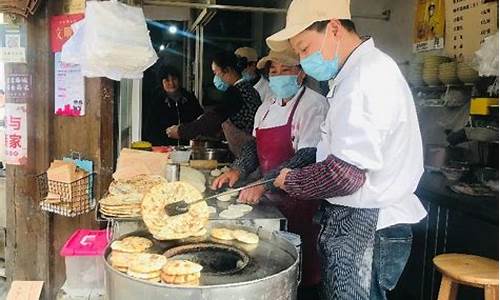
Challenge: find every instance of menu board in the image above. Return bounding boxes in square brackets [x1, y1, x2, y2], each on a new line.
[413, 0, 446, 52]
[54, 52, 85, 117]
[444, 0, 498, 61]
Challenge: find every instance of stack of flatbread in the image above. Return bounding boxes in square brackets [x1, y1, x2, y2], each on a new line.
[161, 260, 203, 285]
[112, 148, 169, 181]
[99, 175, 167, 218]
[109, 236, 153, 273]
[142, 181, 209, 240]
[127, 253, 167, 283]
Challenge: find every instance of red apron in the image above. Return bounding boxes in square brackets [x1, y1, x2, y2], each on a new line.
[255, 89, 321, 287]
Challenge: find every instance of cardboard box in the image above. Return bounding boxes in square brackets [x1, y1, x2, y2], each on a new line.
[6, 281, 44, 300]
[445, 0, 498, 61]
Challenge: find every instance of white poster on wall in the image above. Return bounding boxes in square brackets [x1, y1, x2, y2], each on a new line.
[4, 103, 27, 165]
[54, 52, 85, 116]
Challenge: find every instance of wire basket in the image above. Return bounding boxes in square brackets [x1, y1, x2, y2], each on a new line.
[36, 172, 96, 217]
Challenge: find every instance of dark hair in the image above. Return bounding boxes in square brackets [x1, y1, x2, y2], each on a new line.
[158, 65, 181, 81]
[212, 51, 247, 75]
[306, 19, 357, 33]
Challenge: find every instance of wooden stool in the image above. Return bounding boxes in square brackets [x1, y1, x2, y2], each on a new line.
[433, 253, 499, 300]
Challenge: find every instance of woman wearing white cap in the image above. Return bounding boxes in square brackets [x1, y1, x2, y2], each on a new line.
[235, 47, 274, 103]
[267, 0, 427, 299]
[213, 49, 328, 297]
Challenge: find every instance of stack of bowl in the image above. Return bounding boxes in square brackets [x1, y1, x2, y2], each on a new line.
[423, 55, 449, 86]
[438, 62, 459, 85]
[457, 62, 479, 84]
[408, 62, 424, 87]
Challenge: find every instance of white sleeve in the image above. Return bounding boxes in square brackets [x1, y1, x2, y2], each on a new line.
[295, 94, 329, 150]
[328, 90, 388, 171]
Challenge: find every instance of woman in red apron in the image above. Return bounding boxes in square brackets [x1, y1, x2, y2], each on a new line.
[212, 49, 329, 297]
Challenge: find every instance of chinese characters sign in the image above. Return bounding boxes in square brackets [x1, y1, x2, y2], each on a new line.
[55, 52, 85, 116]
[50, 14, 84, 52]
[444, 0, 498, 61]
[6, 74, 32, 101]
[5, 103, 27, 165]
[413, 0, 445, 52]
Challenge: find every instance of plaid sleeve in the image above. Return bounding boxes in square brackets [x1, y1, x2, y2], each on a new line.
[262, 147, 317, 192]
[230, 139, 259, 178]
[283, 154, 366, 199]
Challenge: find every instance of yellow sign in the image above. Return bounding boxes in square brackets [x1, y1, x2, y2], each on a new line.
[413, 0, 446, 52]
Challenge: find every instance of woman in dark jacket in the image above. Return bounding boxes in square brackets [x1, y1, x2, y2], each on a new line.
[143, 65, 204, 146]
[167, 51, 261, 157]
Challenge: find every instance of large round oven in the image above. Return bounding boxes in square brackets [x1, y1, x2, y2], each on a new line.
[104, 223, 300, 300]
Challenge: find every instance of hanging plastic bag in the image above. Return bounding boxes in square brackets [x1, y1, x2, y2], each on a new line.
[61, 19, 85, 65]
[473, 32, 498, 77]
[61, 0, 157, 80]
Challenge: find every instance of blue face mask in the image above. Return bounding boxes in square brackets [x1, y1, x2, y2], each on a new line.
[300, 29, 341, 82]
[269, 75, 301, 100]
[213, 75, 229, 91]
[242, 70, 257, 82]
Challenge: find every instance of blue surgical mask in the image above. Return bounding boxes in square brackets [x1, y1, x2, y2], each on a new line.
[269, 75, 301, 100]
[300, 29, 341, 81]
[242, 70, 257, 82]
[213, 75, 229, 91]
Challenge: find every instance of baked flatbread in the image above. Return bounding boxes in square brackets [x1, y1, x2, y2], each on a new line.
[127, 269, 161, 279]
[128, 254, 167, 273]
[232, 229, 259, 244]
[109, 175, 168, 196]
[142, 182, 209, 240]
[161, 260, 203, 276]
[110, 237, 153, 253]
[210, 228, 234, 241]
[161, 273, 201, 284]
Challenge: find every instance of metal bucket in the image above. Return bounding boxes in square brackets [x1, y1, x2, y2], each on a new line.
[104, 224, 299, 300]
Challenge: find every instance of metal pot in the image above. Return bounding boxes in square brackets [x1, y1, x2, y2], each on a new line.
[190, 139, 227, 150]
[191, 148, 231, 162]
[104, 224, 299, 300]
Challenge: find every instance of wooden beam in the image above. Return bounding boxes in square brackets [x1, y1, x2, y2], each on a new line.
[5, 2, 52, 299]
[6, 0, 116, 298]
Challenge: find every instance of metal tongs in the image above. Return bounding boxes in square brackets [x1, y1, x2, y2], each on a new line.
[164, 178, 275, 216]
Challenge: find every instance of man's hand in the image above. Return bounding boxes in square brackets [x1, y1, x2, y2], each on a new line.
[274, 168, 292, 190]
[238, 184, 266, 205]
[166, 125, 180, 139]
[211, 169, 241, 190]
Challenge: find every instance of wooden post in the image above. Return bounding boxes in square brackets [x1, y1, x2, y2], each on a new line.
[5, 1, 115, 299]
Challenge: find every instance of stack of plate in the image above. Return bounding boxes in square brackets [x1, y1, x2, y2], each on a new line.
[438, 62, 459, 85]
[457, 62, 479, 84]
[423, 55, 450, 86]
[408, 62, 424, 87]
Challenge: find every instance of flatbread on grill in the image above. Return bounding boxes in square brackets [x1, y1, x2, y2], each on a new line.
[110, 236, 153, 253]
[161, 273, 201, 284]
[161, 260, 203, 276]
[127, 269, 161, 280]
[232, 229, 259, 244]
[210, 228, 235, 241]
[142, 181, 209, 240]
[128, 253, 167, 273]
